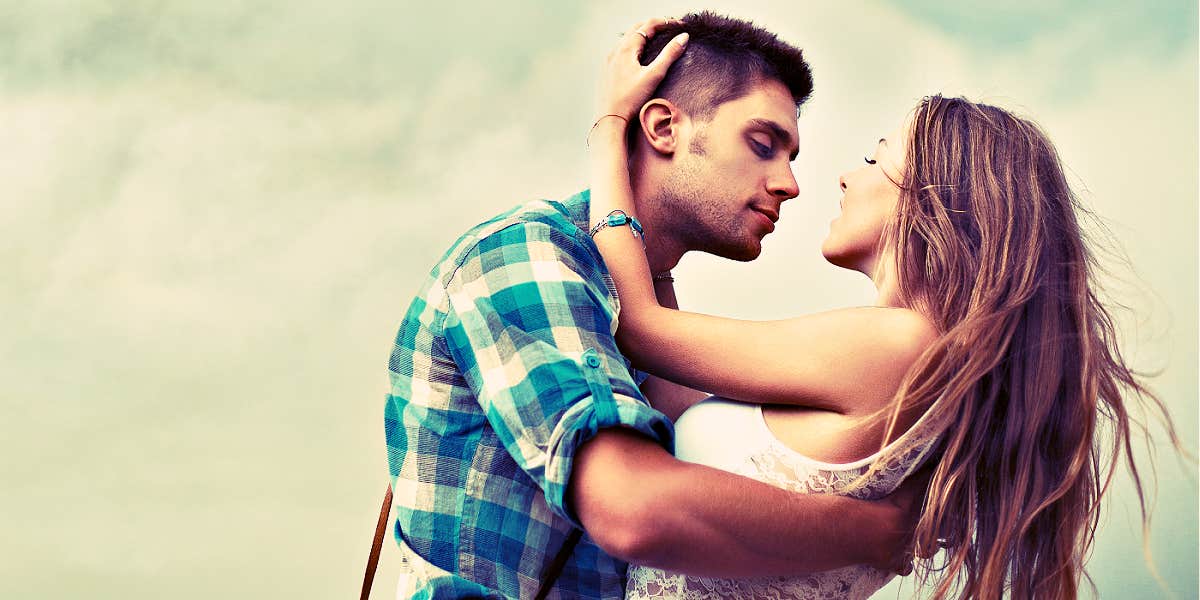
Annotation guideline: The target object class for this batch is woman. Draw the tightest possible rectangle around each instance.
[587,19,1182,600]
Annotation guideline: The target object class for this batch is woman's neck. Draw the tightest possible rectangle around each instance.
[871,252,905,309]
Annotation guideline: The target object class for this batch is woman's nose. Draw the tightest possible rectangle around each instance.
[838,175,847,191]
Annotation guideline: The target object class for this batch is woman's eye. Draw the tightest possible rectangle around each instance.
[864,157,877,165]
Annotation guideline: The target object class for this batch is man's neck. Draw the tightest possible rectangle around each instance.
[640,207,688,274]
[630,172,687,274]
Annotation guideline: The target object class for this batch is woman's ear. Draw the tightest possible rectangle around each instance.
[636,99,681,155]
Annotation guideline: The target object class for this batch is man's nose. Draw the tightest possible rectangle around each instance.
[770,166,800,200]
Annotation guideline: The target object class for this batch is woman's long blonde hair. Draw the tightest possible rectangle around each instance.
[881,95,1183,598]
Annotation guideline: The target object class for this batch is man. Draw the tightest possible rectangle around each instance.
[385,12,922,599]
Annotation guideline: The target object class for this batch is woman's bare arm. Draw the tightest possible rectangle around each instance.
[588,119,936,414]
[637,273,709,421]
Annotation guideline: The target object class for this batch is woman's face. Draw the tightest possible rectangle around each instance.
[822,116,911,276]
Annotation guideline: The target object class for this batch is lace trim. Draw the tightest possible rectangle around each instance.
[625,424,939,599]
[626,565,892,600]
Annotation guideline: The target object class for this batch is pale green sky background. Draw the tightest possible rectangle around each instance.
[2,1,1196,598]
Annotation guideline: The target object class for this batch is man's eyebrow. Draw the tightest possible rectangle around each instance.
[750,118,800,161]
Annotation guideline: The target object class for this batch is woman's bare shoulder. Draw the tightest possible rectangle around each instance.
[766,306,939,414]
[790,305,938,351]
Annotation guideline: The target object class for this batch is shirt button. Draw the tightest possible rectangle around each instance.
[583,349,602,368]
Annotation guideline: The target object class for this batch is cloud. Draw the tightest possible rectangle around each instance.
[890,0,1196,54]
[1,1,1194,597]
[885,0,1197,104]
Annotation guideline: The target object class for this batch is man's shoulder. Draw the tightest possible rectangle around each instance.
[470,189,590,242]
[436,190,594,275]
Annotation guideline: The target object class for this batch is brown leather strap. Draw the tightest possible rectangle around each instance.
[534,528,583,600]
[361,483,581,600]
[361,484,394,600]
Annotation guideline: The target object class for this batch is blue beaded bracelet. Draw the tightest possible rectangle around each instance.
[589,210,644,239]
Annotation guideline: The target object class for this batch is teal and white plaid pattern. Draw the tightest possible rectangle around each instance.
[385,190,674,599]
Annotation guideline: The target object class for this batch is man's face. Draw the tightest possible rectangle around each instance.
[657,79,801,261]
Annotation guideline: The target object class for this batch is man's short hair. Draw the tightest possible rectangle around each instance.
[641,11,814,121]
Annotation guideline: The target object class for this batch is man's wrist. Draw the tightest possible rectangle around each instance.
[862,499,909,571]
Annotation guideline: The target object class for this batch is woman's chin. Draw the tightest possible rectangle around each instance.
[820,244,860,273]
[820,239,839,265]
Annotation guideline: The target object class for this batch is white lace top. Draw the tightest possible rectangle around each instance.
[625,397,939,600]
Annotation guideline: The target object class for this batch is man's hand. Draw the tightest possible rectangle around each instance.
[871,465,935,575]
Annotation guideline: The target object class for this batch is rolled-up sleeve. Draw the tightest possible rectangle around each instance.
[442,220,673,526]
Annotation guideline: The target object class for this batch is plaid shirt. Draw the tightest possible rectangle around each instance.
[385,190,674,599]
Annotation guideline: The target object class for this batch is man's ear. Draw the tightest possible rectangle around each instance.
[636,99,683,156]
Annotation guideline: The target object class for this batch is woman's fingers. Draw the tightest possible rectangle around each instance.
[619,17,681,56]
[637,17,678,41]
[643,32,688,77]
[597,17,687,119]
[623,17,687,84]
[618,20,652,54]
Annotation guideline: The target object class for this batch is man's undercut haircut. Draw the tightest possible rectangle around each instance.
[641,11,814,122]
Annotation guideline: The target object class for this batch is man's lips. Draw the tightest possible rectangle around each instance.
[750,206,778,233]
[751,206,779,223]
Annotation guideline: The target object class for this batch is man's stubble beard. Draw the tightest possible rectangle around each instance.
[654,139,761,262]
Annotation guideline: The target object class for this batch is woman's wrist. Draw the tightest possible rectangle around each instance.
[587,115,629,149]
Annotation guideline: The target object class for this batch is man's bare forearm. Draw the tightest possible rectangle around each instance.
[572,428,905,577]
[635,455,898,575]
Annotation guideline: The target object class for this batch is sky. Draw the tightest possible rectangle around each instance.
[2,1,1196,598]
